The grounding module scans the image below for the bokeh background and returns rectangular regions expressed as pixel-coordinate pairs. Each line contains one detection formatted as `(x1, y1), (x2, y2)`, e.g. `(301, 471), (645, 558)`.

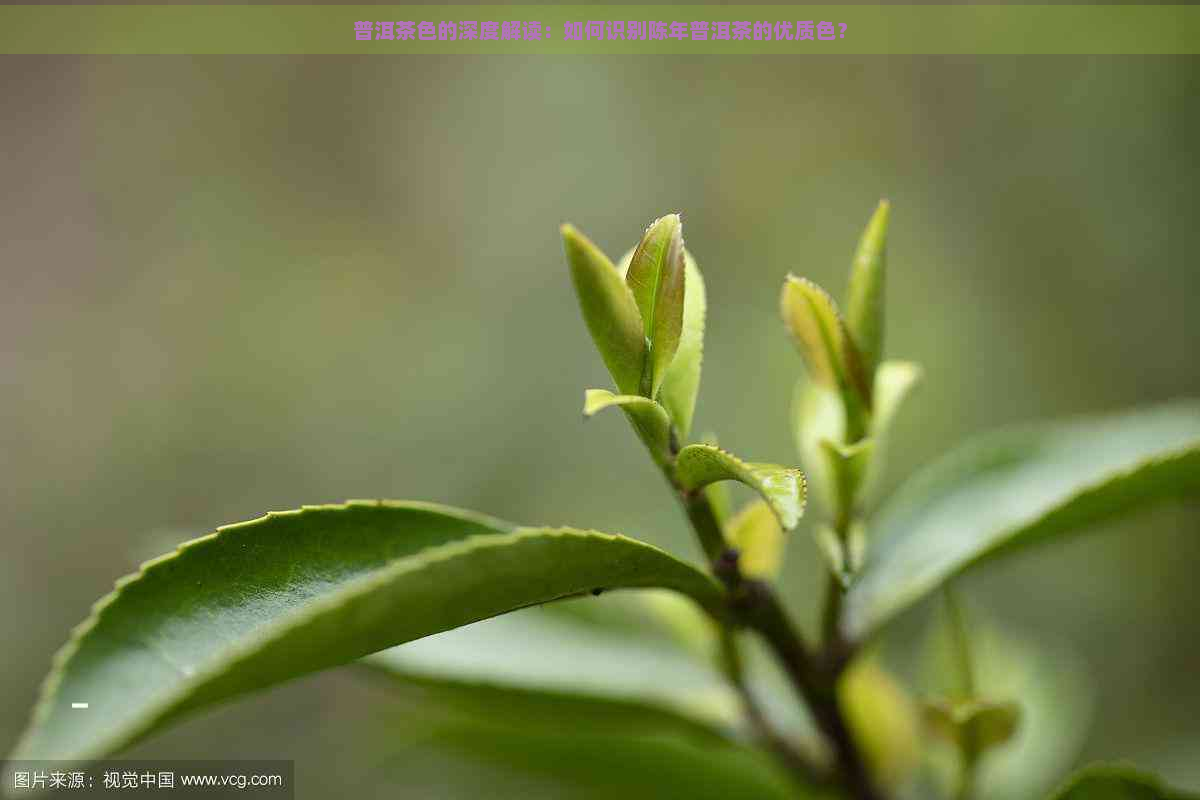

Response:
(2, 52), (1198, 798)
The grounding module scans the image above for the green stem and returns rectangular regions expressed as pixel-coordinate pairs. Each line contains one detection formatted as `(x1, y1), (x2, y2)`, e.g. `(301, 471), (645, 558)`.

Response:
(955, 751), (979, 800)
(681, 488), (729, 564)
(680, 484), (884, 800)
(943, 586), (976, 698)
(944, 586), (979, 800)
(718, 628), (830, 788)
(820, 509), (858, 671)
(644, 423), (884, 800)
(734, 574), (883, 800)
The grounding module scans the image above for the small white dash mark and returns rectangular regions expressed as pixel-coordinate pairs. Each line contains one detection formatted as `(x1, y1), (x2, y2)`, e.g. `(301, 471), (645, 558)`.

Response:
(71, 702), (88, 709)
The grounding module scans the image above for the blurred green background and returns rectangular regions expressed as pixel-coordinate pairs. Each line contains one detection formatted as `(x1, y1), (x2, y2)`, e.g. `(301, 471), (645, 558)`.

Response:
(2, 54), (1198, 798)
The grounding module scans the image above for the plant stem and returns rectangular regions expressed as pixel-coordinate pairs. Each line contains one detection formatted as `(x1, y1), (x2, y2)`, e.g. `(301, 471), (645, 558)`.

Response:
(717, 628), (831, 788)
(955, 752), (979, 800)
(943, 586), (976, 698)
(652, 424), (883, 799)
(821, 570), (858, 671)
(735, 574), (883, 800)
(944, 586), (979, 800)
(678, 486), (885, 800)
(681, 488), (729, 564)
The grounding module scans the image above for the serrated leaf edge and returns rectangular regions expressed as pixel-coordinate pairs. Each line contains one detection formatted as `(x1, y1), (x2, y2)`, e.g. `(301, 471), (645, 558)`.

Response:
(676, 444), (807, 531)
(845, 407), (1200, 639)
(14, 503), (722, 762)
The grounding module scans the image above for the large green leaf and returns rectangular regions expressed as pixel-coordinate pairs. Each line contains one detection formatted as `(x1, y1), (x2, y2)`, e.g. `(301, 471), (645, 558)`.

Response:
(363, 596), (824, 800)
(364, 603), (739, 730)
(12, 501), (723, 762)
(1047, 764), (1198, 799)
(368, 690), (808, 800)
(843, 402), (1200, 640)
(561, 224), (647, 396)
(675, 444), (807, 531)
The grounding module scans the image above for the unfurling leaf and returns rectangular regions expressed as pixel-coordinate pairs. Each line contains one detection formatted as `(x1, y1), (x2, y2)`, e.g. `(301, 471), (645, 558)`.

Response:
(659, 252), (706, 437)
(780, 276), (871, 438)
(793, 360), (920, 517)
(626, 214), (687, 398)
(844, 402), (1200, 640)
(793, 382), (845, 514)
(845, 200), (890, 378)
(725, 499), (784, 580)
(12, 502), (722, 762)
(562, 224), (647, 396)
(819, 437), (875, 520)
(675, 444), (806, 531)
(925, 698), (1021, 755)
(861, 360), (922, 504)
(813, 523), (849, 586)
(618, 243), (706, 436)
(583, 389), (673, 467)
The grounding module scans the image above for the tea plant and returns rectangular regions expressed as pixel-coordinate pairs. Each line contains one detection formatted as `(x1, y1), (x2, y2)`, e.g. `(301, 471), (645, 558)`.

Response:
(13, 206), (1200, 799)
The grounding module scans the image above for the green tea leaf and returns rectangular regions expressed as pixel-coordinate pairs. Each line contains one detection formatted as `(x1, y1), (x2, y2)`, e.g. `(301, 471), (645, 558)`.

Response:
(635, 589), (721, 657)
(793, 382), (845, 514)
(675, 444), (806, 531)
(1048, 764), (1199, 800)
(364, 595), (821, 800)
(377, 696), (807, 800)
(872, 360), (922, 435)
(920, 615), (1094, 800)
(780, 276), (872, 435)
(924, 698), (1021, 754)
(12, 501), (722, 762)
(562, 224), (647, 395)
(813, 523), (849, 586)
(725, 499), (784, 580)
(364, 604), (737, 730)
(617, 244), (704, 434)
(862, 360), (922, 504)
(660, 252), (706, 437)
(626, 214), (686, 398)
(838, 658), (921, 789)
(705, 480), (733, 528)
(844, 402), (1200, 640)
(798, 362), (918, 517)
(845, 200), (890, 378)
(583, 389), (673, 466)
(819, 437), (875, 519)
